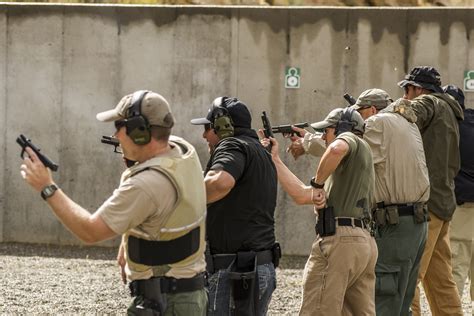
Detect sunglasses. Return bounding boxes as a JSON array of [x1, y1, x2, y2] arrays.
[[204, 123, 212, 132]]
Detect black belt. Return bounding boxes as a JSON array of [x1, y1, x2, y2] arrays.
[[379, 203, 418, 216], [335, 217, 364, 228], [212, 249, 273, 271], [130, 272, 206, 296]]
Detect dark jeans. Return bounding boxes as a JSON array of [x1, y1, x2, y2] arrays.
[[207, 263, 276, 316]]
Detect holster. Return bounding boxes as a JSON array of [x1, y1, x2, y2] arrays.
[[129, 278, 167, 315], [228, 252, 258, 316], [315, 206, 336, 237], [271, 242, 282, 268], [414, 203, 429, 224]]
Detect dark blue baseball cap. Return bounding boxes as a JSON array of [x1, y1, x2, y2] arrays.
[[443, 84, 465, 110], [191, 97, 252, 128]]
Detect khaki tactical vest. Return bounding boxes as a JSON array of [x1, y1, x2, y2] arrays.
[[123, 136, 206, 277]]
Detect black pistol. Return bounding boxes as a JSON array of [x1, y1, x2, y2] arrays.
[[261, 111, 274, 152], [16, 134, 59, 172], [101, 135, 121, 153], [343, 93, 357, 106], [272, 122, 309, 137]]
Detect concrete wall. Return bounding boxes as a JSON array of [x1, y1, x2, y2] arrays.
[[0, 3, 473, 255]]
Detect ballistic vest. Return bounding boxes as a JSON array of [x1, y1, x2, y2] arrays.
[[123, 136, 206, 277]]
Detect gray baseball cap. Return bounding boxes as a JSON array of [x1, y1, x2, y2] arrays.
[[351, 88, 392, 110], [96, 90, 175, 128], [311, 107, 365, 134]]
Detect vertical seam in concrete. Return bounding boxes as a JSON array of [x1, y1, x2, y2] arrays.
[[286, 10, 290, 56], [403, 9, 410, 74], [230, 8, 240, 96], [0, 7, 8, 242], [343, 9, 350, 94]]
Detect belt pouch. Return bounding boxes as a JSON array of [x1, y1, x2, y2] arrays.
[[386, 206, 399, 225], [228, 252, 258, 316], [140, 278, 168, 315], [374, 208, 387, 226], [271, 243, 282, 268], [413, 203, 428, 224], [315, 206, 336, 237]]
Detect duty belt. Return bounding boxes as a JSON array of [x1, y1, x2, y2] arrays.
[[376, 202, 422, 216], [212, 249, 274, 271], [129, 272, 206, 297]]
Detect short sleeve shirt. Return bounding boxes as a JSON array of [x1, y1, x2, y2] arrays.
[[326, 132, 374, 218]]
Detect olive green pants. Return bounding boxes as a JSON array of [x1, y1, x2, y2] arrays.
[[127, 289, 207, 316], [374, 216, 427, 316]]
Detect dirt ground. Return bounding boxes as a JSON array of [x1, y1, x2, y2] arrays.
[[0, 242, 471, 314]]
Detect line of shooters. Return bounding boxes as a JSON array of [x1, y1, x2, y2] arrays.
[[18, 65, 471, 316]]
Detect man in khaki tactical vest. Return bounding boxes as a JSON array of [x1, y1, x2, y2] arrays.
[[20, 90, 208, 315], [398, 66, 464, 316]]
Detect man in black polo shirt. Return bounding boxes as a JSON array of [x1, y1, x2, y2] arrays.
[[191, 97, 278, 316]]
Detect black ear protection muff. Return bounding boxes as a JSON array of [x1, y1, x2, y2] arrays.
[[335, 107, 356, 136], [125, 90, 152, 145], [211, 97, 234, 139]]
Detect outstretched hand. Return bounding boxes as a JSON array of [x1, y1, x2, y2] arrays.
[[20, 147, 54, 192]]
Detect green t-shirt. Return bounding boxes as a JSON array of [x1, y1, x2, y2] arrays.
[[325, 132, 374, 219]]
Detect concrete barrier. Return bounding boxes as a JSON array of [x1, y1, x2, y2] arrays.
[[0, 3, 472, 254]]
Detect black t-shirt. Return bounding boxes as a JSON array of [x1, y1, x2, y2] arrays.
[[455, 109, 474, 204], [205, 128, 277, 254]]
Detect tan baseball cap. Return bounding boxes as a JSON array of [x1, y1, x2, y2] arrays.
[[96, 90, 175, 128]]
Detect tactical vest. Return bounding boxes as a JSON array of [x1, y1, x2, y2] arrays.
[[123, 136, 206, 277]]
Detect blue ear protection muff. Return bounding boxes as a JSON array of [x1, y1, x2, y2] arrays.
[[125, 90, 152, 145], [211, 97, 234, 139], [335, 108, 356, 136]]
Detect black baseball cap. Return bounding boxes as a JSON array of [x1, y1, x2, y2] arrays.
[[398, 66, 443, 93], [191, 97, 252, 128]]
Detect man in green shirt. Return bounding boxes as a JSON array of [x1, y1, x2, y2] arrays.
[[261, 108, 377, 315], [398, 66, 464, 316]]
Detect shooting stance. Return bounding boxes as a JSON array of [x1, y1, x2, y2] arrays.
[[261, 108, 377, 315], [20, 90, 208, 315], [191, 97, 279, 316]]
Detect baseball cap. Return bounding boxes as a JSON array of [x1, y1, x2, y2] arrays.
[[190, 97, 252, 128], [443, 84, 465, 110], [311, 107, 365, 134], [351, 88, 392, 110], [398, 66, 443, 93], [96, 90, 175, 128]]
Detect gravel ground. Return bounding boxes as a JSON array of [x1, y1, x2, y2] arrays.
[[0, 242, 471, 315]]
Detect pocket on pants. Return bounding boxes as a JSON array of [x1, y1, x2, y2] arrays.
[[375, 262, 400, 296]]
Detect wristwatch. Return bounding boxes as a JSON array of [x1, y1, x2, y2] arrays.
[[310, 177, 325, 189], [41, 184, 59, 200]]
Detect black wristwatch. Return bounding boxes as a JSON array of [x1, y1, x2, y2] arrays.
[[41, 184, 59, 200], [310, 177, 325, 189]]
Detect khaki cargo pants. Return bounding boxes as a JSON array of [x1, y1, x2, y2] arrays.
[[411, 211, 463, 316], [450, 202, 474, 300], [299, 226, 378, 316]]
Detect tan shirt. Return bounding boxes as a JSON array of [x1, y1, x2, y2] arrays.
[[363, 108, 430, 205], [97, 145, 206, 280]]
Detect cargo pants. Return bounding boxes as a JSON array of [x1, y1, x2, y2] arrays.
[[450, 202, 474, 300], [299, 225, 378, 316], [374, 216, 427, 316], [411, 211, 463, 316]]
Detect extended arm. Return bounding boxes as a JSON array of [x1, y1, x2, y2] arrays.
[[20, 147, 116, 244]]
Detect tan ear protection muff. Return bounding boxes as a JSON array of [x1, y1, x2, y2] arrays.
[[211, 97, 234, 139], [126, 90, 152, 145], [335, 107, 356, 136]]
